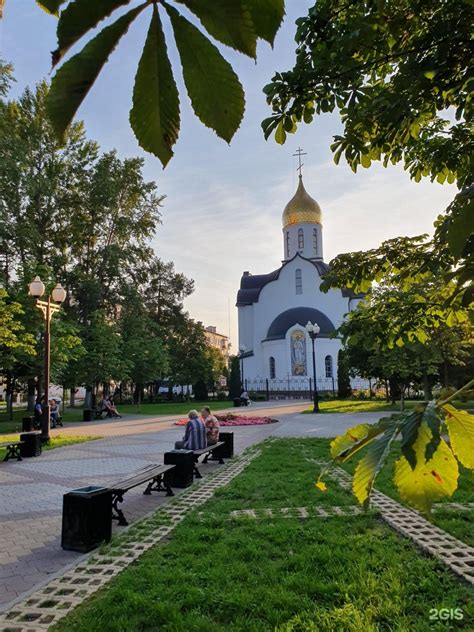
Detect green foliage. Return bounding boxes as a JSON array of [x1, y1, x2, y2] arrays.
[[0, 289, 36, 368], [336, 349, 351, 397], [326, 382, 474, 513], [37, 0, 285, 166], [338, 280, 472, 402], [264, 0, 473, 309], [0, 80, 203, 403], [129, 4, 179, 167], [264, 0, 472, 187]]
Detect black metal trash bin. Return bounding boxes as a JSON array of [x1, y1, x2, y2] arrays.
[[215, 431, 234, 459], [20, 432, 42, 457], [233, 398, 241, 407], [83, 408, 93, 422], [164, 450, 194, 488], [22, 416, 34, 432], [62, 486, 112, 552]]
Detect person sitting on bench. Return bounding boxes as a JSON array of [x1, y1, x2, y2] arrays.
[[240, 390, 250, 406], [175, 410, 207, 450], [100, 396, 122, 418], [201, 406, 220, 445]]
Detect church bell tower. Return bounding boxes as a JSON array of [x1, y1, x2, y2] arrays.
[[282, 151, 323, 262]]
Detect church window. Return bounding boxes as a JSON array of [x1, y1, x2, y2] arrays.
[[269, 356, 276, 379], [295, 268, 303, 294], [325, 355, 333, 378], [298, 228, 304, 249], [313, 228, 318, 254], [286, 231, 290, 258]]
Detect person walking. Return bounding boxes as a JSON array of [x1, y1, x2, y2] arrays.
[[175, 410, 207, 450]]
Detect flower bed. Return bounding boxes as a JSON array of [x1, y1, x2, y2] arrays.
[[174, 413, 278, 426]]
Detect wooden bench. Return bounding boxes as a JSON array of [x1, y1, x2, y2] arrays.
[[193, 441, 225, 478], [108, 464, 175, 526], [0, 441, 24, 462]]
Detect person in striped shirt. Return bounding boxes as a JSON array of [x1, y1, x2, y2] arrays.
[[175, 410, 207, 450]]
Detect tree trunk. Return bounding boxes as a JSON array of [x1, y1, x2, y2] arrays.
[[444, 361, 449, 388], [400, 385, 405, 411], [138, 386, 141, 412], [70, 387, 76, 408], [27, 379, 36, 411], [6, 372, 14, 421], [384, 379, 390, 402], [84, 386, 93, 409], [422, 373, 432, 400]]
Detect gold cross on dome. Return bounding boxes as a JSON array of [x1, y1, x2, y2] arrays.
[[293, 147, 307, 176]]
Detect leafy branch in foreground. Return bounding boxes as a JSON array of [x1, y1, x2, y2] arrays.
[[33, 0, 285, 166], [316, 380, 474, 514]]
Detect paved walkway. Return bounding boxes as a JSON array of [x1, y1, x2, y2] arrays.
[[0, 402, 382, 611]]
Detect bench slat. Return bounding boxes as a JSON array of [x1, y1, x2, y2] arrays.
[[109, 464, 174, 492], [193, 441, 224, 456], [0, 441, 24, 448]]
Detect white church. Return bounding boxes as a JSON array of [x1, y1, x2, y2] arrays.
[[236, 170, 363, 394]]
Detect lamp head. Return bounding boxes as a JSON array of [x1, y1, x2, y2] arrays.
[[239, 344, 246, 353], [313, 323, 320, 335], [305, 321, 314, 333], [52, 283, 67, 303], [29, 276, 45, 298]]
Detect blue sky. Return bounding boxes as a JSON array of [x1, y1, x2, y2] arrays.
[[1, 1, 455, 349]]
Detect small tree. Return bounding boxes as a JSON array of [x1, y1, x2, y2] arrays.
[[337, 350, 351, 398], [228, 356, 241, 399]]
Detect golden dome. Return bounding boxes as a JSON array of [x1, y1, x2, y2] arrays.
[[282, 175, 322, 227]]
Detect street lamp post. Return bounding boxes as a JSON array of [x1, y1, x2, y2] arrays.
[[239, 344, 246, 391], [29, 276, 66, 442], [305, 321, 321, 413]]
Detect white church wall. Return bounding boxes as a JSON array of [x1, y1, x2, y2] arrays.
[[250, 257, 348, 354], [237, 305, 254, 352], [261, 340, 287, 379]]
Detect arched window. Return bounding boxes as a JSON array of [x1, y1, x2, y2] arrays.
[[286, 231, 290, 258], [295, 268, 303, 294], [269, 356, 276, 379], [313, 228, 318, 254], [325, 355, 333, 378], [298, 228, 304, 249]]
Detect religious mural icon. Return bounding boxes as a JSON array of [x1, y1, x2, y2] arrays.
[[291, 330, 307, 375]]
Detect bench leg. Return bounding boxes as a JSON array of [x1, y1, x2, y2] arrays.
[[111, 493, 128, 526], [203, 451, 224, 465], [144, 474, 175, 497], [4, 446, 22, 462], [193, 464, 202, 479]]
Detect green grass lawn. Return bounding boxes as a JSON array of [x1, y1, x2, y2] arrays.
[[0, 434, 102, 460], [303, 399, 474, 414], [55, 439, 473, 632], [303, 399, 415, 414]]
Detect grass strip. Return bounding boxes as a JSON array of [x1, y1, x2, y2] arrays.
[[55, 438, 474, 632], [0, 434, 102, 460]]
